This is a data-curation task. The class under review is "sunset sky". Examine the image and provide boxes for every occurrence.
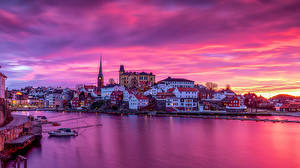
[0,0,300,98]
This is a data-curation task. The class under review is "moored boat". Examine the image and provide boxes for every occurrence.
[36,116,48,123]
[48,128,78,137]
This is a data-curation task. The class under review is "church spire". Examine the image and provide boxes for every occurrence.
[97,55,104,89]
[98,55,103,78]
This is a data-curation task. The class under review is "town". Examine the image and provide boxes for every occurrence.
[2,58,299,114]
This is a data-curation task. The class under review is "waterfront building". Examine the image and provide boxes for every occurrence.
[280,102,300,112]
[144,87,164,98]
[119,65,155,88]
[158,77,194,88]
[143,84,173,98]
[6,91,30,108]
[27,97,45,108]
[97,56,104,91]
[166,87,199,112]
[0,70,10,127]
[155,92,176,111]
[221,96,247,112]
[169,87,199,99]
[110,91,123,105]
[129,95,149,110]
[45,93,62,108]
[0,72,7,99]
[101,84,125,100]
[165,97,198,112]
[71,93,81,109]
[123,89,130,102]
[77,85,100,100]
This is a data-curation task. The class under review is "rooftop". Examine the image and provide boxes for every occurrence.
[0,72,7,78]
[159,77,194,83]
[102,84,121,88]
[122,71,154,76]
[135,95,148,100]
[177,87,198,92]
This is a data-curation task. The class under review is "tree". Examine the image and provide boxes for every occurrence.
[205,82,218,99]
[205,82,218,91]
[108,78,116,85]
[226,84,231,90]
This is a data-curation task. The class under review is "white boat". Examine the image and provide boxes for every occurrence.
[48,128,78,137]
[36,116,48,123]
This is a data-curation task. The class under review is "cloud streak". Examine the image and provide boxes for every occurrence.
[0,0,299,97]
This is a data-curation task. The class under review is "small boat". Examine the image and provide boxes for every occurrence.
[36,116,48,123]
[52,122,61,126]
[48,128,78,137]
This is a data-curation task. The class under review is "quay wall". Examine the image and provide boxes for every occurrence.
[0,115,31,151]
[0,98,12,127]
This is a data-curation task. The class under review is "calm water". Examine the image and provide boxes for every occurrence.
[12,111,300,168]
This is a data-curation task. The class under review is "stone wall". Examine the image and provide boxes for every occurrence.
[0,98,12,127]
[0,115,31,151]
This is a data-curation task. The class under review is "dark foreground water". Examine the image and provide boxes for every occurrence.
[12,111,300,168]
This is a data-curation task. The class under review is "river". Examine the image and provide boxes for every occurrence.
[11,111,300,168]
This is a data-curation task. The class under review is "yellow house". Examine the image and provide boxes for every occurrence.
[119,65,155,88]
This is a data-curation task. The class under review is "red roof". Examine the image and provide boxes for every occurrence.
[111,90,123,96]
[281,102,300,108]
[0,73,7,78]
[167,88,175,93]
[135,95,148,100]
[72,97,79,101]
[157,92,175,96]
[177,87,198,92]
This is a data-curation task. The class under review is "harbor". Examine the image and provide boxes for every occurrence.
[0,115,42,167]
[6,110,300,168]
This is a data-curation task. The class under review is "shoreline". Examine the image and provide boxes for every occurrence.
[12,110,300,125]
[12,108,300,117]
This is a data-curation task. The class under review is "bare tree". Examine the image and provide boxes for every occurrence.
[108,78,116,85]
[205,82,218,91]
[226,84,231,90]
[205,82,218,99]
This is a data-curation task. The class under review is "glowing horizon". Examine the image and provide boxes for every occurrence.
[0,0,299,98]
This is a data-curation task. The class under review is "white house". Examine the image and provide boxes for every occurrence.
[212,89,236,101]
[0,72,7,99]
[166,87,199,112]
[144,84,173,97]
[158,77,194,88]
[45,93,62,108]
[171,87,198,99]
[101,84,125,100]
[129,95,149,110]
[166,97,198,112]
[123,90,130,102]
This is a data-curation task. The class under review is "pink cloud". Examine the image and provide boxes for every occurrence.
[0,0,299,97]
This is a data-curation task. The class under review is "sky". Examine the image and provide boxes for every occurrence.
[0,0,300,98]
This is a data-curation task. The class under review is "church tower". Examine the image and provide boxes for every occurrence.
[97,56,104,89]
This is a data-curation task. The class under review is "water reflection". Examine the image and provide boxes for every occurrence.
[11,111,300,168]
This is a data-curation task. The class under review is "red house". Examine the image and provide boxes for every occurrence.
[222,96,246,112]
[110,91,123,104]
[280,102,300,112]
[71,97,80,108]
